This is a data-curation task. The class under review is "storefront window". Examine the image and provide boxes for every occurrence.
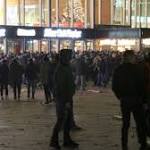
[25,0,40,26]
[0,0,4,25]
[7,0,19,25]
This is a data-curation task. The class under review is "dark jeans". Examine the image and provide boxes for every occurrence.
[43,83,51,103]
[12,81,21,99]
[70,99,76,128]
[121,98,147,149]
[51,98,72,144]
[27,80,36,99]
[0,83,8,97]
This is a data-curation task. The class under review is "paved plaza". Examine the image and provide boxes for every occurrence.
[0,87,142,150]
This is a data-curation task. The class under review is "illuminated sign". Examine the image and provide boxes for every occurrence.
[44,29,82,38]
[0,28,6,37]
[17,28,36,36]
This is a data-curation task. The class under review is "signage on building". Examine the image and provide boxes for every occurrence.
[17,28,36,36]
[0,28,6,37]
[44,28,82,38]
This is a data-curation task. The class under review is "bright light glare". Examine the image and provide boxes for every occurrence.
[100,39,116,46]
[44,29,82,38]
[0,29,6,37]
[17,28,36,36]
[142,38,150,45]
[118,39,136,45]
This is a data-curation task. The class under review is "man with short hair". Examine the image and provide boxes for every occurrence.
[112,50,148,150]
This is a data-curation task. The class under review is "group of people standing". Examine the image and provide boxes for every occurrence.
[0,53,58,103]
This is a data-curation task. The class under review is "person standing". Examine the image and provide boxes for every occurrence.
[9,58,24,100]
[112,50,148,150]
[50,49,79,149]
[25,58,38,99]
[0,59,9,100]
[40,56,51,104]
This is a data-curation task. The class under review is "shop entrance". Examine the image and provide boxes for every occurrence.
[1,39,95,54]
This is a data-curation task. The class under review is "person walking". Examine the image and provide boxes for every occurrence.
[50,49,79,150]
[112,50,148,150]
[40,56,51,104]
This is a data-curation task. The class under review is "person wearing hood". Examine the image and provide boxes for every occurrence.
[50,49,79,149]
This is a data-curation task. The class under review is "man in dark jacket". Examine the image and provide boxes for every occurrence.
[25,58,38,99]
[112,50,148,150]
[0,59,9,100]
[50,49,79,150]
[9,58,24,100]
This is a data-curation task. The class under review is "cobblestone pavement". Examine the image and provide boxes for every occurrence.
[0,87,141,150]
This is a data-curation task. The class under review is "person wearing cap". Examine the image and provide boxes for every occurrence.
[50,49,79,149]
[112,50,148,150]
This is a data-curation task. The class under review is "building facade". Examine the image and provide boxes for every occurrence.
[0,0,150,53]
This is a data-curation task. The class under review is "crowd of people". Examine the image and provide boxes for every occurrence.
[0,50,120,102]
[0,49,150,150]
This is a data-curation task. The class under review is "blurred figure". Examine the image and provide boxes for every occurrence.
[112,50,148,150]
[50,49,79,149]
[0,59,9,100]
[25,58,38,99]
[40,56,51,104]
[9,58,24,100]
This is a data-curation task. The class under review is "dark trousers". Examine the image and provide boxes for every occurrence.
[0,83,8,98]
[70,99,76,128]
[27,80,36,99]
[43,83,51,103]
[13,81,21,99]
[121,99,147,149]
[51,99,72,144]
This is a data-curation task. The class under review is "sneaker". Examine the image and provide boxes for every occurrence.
[50,143,61,150]
[63,141,79,148]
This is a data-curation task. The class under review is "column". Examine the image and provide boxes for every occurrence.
[123,0,126,25]
[90,0,94,28]
[70,0,74,27]
[145,0,148,27]
[138,0,141,28]
[40,0,42,26]
[84,0,88,28]
[135,0,137,28]
[4,0,6,25]
[129,0,132,26]
[48,0,51,26]
[56,0,59,27]
[23,0,25,25]
[48,0,51,52]
[111,0,114,24]
[98,0,102,24]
